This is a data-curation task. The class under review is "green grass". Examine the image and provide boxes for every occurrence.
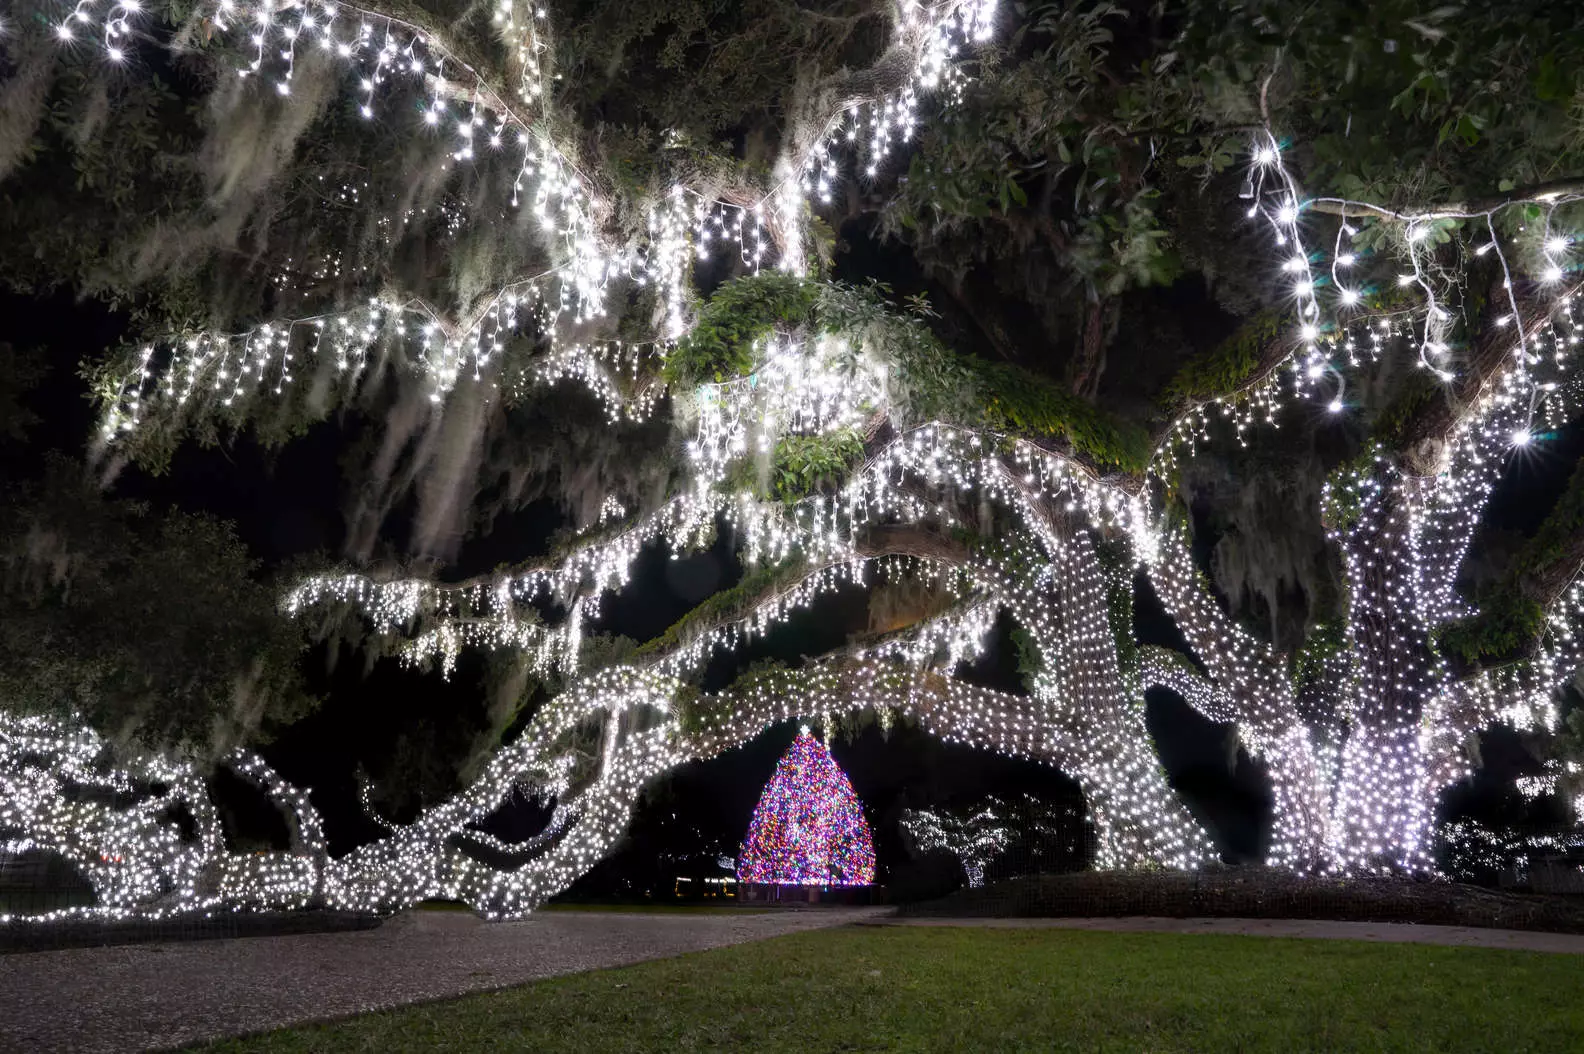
[198,926,1584,1053]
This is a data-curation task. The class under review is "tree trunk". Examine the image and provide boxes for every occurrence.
[1329,465,1439,871]
[1029,520,1212,868]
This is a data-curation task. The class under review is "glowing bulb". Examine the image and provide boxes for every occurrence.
[1339,288,1359,305]
[1546,237,1569,254]
[1543,265,1564,282]
[1327,398,1344,414]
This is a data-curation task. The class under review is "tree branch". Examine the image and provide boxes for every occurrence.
[1306,178,1584,221]
[1136,644,1237,724]
[1387,278,1578,472]
[1441,453,1584,673]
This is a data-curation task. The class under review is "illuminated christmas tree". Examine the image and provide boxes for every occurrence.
[739,729,876,886]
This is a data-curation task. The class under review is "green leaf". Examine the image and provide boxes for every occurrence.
[1535,53,1568,102]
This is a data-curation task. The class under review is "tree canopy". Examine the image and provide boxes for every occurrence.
[2,0,1583,917]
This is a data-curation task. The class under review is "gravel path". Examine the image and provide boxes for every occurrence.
[878,914,1584,953]
[0,907,887,1053]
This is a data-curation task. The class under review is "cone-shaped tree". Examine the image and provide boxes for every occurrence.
[738,729,876,886]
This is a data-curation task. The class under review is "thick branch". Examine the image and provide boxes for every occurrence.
[1442,453,1584,673]
[1152,309,1297,436]
[1136,644,1237,725]
[633,521,975,663]
[685,657,1059,765]
[1306,178,1584,221]
[1386,279,1576,473]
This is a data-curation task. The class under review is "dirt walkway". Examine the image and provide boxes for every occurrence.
[876,914,1584,953]
[0,907,886,1053]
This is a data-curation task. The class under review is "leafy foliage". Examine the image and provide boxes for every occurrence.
[820,281,1152,474]
[0,456,317,758]
[770,429,866,502]
[664,272,820,386]
[1158,310,1286,414]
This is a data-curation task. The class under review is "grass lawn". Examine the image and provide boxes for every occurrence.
[199,926,1584,1053]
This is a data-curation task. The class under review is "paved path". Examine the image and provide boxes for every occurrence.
[878,915,1584,953]
[0,907,886,1053]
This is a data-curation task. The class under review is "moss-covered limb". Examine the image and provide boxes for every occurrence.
[1370,373,1444,452]
[679,275,1151,479]
[896,337,1152,477]
[1091,536,1139,674]
[1439,453,1584,671]
[1292,617,1349,686]
[633,522,976,661]
[813,280,1153,480]
[1155,309,1291,420]
[1383,280,1574,469]
[973,359,1155,479]
[632,556,811,659]
[662,272,820,386]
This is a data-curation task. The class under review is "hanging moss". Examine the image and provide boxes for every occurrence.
[1157,308,1287,413]
[662,272,820,386]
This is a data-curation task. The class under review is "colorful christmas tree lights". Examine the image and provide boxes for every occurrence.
[737,729,876,886]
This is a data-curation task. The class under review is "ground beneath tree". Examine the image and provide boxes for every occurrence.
[0,906,886,1053]
[873,915,1584,953]
[903,870,1584,932]
[198,925,1584,1052]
